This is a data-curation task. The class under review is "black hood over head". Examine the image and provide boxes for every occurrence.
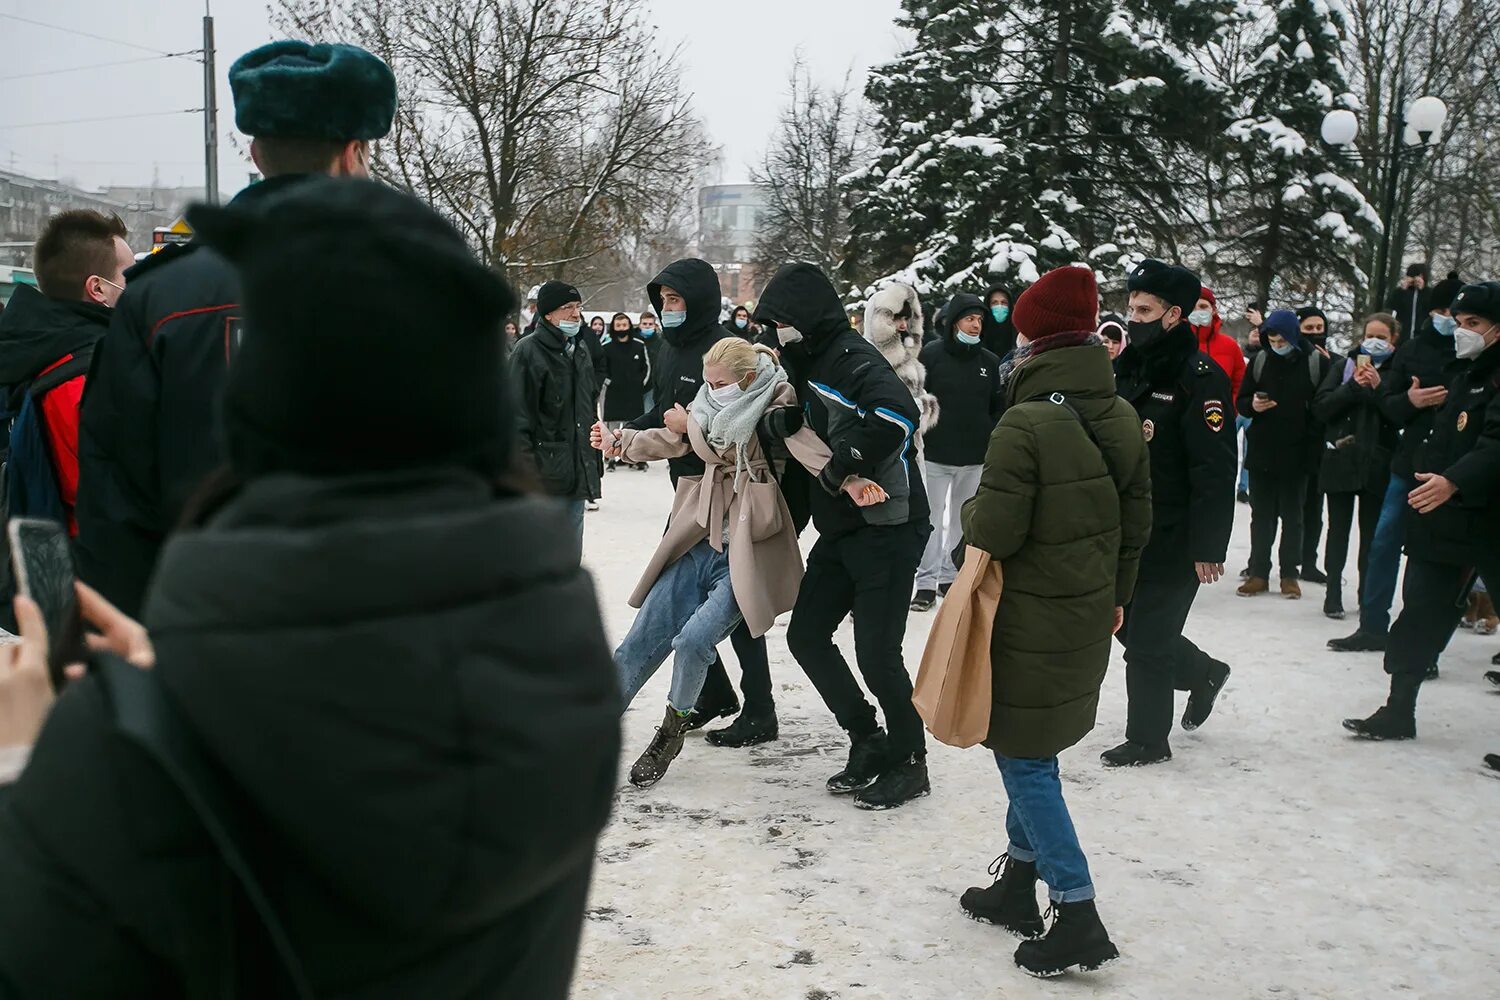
[944,292,986,352]
[647,258,722,346]
[0,283,110,384]
[753,262,849,352]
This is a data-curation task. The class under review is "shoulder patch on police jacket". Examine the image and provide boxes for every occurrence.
[1204,399,1226,432]
[1196,359,1215,376]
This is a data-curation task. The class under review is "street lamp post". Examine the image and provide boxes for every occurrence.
[1322,96,1448,311]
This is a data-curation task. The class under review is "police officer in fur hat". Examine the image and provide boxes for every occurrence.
[76,41,398,617]
[1105,259,1238,768]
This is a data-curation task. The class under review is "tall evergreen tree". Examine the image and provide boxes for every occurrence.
[843,0,1237,299]
[1207,0,1379,305]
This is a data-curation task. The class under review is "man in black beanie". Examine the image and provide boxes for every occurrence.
[75,40,398,617]
[511,280,601,541]
[1106,258,1236,768]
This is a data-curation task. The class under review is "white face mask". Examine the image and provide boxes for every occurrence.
[777,325,804,346]
[1455,324,1495,360]
[708,382,745,404]
[1188,308,1213,327]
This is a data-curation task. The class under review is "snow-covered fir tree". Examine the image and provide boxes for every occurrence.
[1206,0,1379,304]
[843,0,1238,298]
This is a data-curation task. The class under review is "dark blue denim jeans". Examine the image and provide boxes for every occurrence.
[1359,472,1415,636]
[994,753,1095,903]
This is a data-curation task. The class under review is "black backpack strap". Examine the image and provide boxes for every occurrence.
[27,346,95,399]
[95,656,316,1000]
[1023,391,1116,482]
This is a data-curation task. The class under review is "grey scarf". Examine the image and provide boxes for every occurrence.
[690,353,787,490]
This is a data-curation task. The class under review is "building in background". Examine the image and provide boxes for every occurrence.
[697,183,768,305]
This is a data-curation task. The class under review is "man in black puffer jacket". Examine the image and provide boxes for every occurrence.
[623,258,779,747]
[754,262,932,810]
[0,178,620,999]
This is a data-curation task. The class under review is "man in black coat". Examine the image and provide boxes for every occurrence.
[981,282,1018,360]
[1387,262,1434,342]
[1331,272,1464,651]
[510,280,601,541]
[1105,259,1236,768]
[619,258,779,747]
[755,262,933,809]
[1292,306,1343,583]
[1345,282,1500,752]
[74,40,398,618]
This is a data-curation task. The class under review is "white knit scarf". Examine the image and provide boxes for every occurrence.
[690,352,787,490]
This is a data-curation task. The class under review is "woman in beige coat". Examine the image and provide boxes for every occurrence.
[592,338,885,787]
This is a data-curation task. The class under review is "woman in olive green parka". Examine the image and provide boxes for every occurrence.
[956,265,1152,978]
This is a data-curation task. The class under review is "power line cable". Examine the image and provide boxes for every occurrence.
[0,51,201,82]
[0,12,183,57]
[0,109,202,130]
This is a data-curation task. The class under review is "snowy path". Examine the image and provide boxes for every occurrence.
[572,464,1500,1000]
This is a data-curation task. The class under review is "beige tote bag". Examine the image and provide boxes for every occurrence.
[912,545,1002,748]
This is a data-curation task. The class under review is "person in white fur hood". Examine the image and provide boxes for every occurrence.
[864,283,940,434]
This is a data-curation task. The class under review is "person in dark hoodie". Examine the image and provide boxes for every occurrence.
[912,292,1002,611]
[1330,271,1463,651]
[601,312,652,470]
[1292,306,1341,584]
[1106,259,1235,768]
[75,40,398,619]
[1344,281,1500,753]
[1387,262,1433,341]
[982,283,1018,360]
[0,177,621,999]
[724,304,755,341]
[754,262,932,809]
[1311,313,1402,620]
[625,259,779,748]
[1236,309,1331,599]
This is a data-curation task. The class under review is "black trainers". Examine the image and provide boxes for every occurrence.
[1302,567,1329,585]
[1182,660,1231,731]
[910,589,938,612]
[1342,705,1415,740]
[854,753,930,810]
[683,680,740,734]
[1329,629,1386,652]
[960,855,1044,939]
[938,582,953,597]
[1485,753,1500,773]
[1324,588,1345,620]
[704,707,779,748]
[827,729,890,794]
[1486,670,1500,688]
[1014,899,1120,977]
[1100,740,1171,767]
[629,706,693,787]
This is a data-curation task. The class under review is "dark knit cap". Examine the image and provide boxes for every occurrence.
[230,41,396,141]
[1013,265,1098,340]
[1430,271,1464,312]
[536,280,582,318]
[187,177,515,479]
[1451,282,1500,325]
[1126,259,1200,315]
[1296,305,1329,327]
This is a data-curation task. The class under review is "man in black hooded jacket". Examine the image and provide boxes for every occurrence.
[621,258,779,746]
[754,262,932,810]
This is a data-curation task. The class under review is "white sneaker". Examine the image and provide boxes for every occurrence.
[586,500,600,512]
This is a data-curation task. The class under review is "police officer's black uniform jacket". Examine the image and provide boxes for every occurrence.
[1114,323,1237,578]
[1405,339,1500,565]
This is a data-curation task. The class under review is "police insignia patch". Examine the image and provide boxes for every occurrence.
[1204,400,1225,432]
[1142,419,1155,442]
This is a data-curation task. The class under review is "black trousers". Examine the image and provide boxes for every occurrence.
[1300,470,1325,573]
[698,624,773,713]
[1247,468,1308,579]
[1385,556,1492,683]
[1324,487,1383,600]
[1118,566,1220,745]
[787,521,930,758]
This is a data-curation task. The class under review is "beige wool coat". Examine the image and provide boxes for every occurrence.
[617,383,829,637]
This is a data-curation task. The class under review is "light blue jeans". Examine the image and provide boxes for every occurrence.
[996,753,1095,903]
[615,540,743,712]
[1358,473,1415,636]
[1236,415,1252,494]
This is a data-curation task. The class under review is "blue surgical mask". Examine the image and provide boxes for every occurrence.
[734,317,748,330]
[640,326,655,338]
[1432,313,1457,337]
[558,319,581,338]
[1361,339,1393,360]
[1271,342,1295,357]
[956,331,982,346]
[991,305,1009,323]
[1188,308,1214,327]
[661,310,687,328]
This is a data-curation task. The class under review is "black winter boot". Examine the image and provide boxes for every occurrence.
[1302,567,1329,585]
[629,706,693,787]
[1014,899,1120,977]
[854,753,930,810]
[1485,670,1500,688]
[960,855,1045,939]
[910,589,938,612]
[684,673,740,733]
[1324,583,1345,620]
[1182,660,1231,732]
[827,728,890,794]
[1329,629,1386,652]
[1100,740,1171,767]
[1342,674,1420,740]
[704,705,779,748]
[1484,753,1500,773]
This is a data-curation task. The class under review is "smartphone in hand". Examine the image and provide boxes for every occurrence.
[8,518,86,691]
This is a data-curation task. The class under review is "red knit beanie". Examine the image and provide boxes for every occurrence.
[1012,265,1098,341]
[1200,285,1216,309]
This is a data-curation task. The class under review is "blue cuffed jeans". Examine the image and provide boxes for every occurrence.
[995,753,1095,903]
[1358,472,1416,636]
[615,540,743,713]
[1236,416,1251,494]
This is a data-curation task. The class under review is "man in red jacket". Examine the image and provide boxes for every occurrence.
[1190,286,1246,400]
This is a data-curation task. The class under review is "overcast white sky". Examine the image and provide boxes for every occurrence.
[0,0,904,196]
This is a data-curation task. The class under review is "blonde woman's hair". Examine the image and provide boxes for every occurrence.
[704,337,776,382]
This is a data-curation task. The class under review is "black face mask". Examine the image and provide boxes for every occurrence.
[1127,317,1169,350]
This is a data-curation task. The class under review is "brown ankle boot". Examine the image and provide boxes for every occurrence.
[1280,578,1303,599]
[1237,577,1269,597]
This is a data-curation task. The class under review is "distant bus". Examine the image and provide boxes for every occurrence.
[0,264,37,307]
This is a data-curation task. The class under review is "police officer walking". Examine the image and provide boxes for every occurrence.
[1345,281,1500,750]
[75,41,397,616]
[1104,260,1237,767]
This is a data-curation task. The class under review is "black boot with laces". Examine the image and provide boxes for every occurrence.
[1014,900,1120,977]
[960,855,1044,939]
[629,706,693,787]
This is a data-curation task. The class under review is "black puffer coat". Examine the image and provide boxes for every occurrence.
[0,471,620,999]
[601,328,652,422]
[918,296,1003,467]
[510,320,602,500]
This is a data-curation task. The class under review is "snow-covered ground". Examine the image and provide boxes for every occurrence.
[572,464,1500,1000]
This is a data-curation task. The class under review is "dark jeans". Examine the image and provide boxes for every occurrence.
[699,624,773,714]
[787,521,930,758]
[1324,486,1383,600]
[1385,556,1493,683]
[1247,468,1308,579]
[1118,568,1220,745]
[1358,473,1416,635]
[1301,471,1325,573]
